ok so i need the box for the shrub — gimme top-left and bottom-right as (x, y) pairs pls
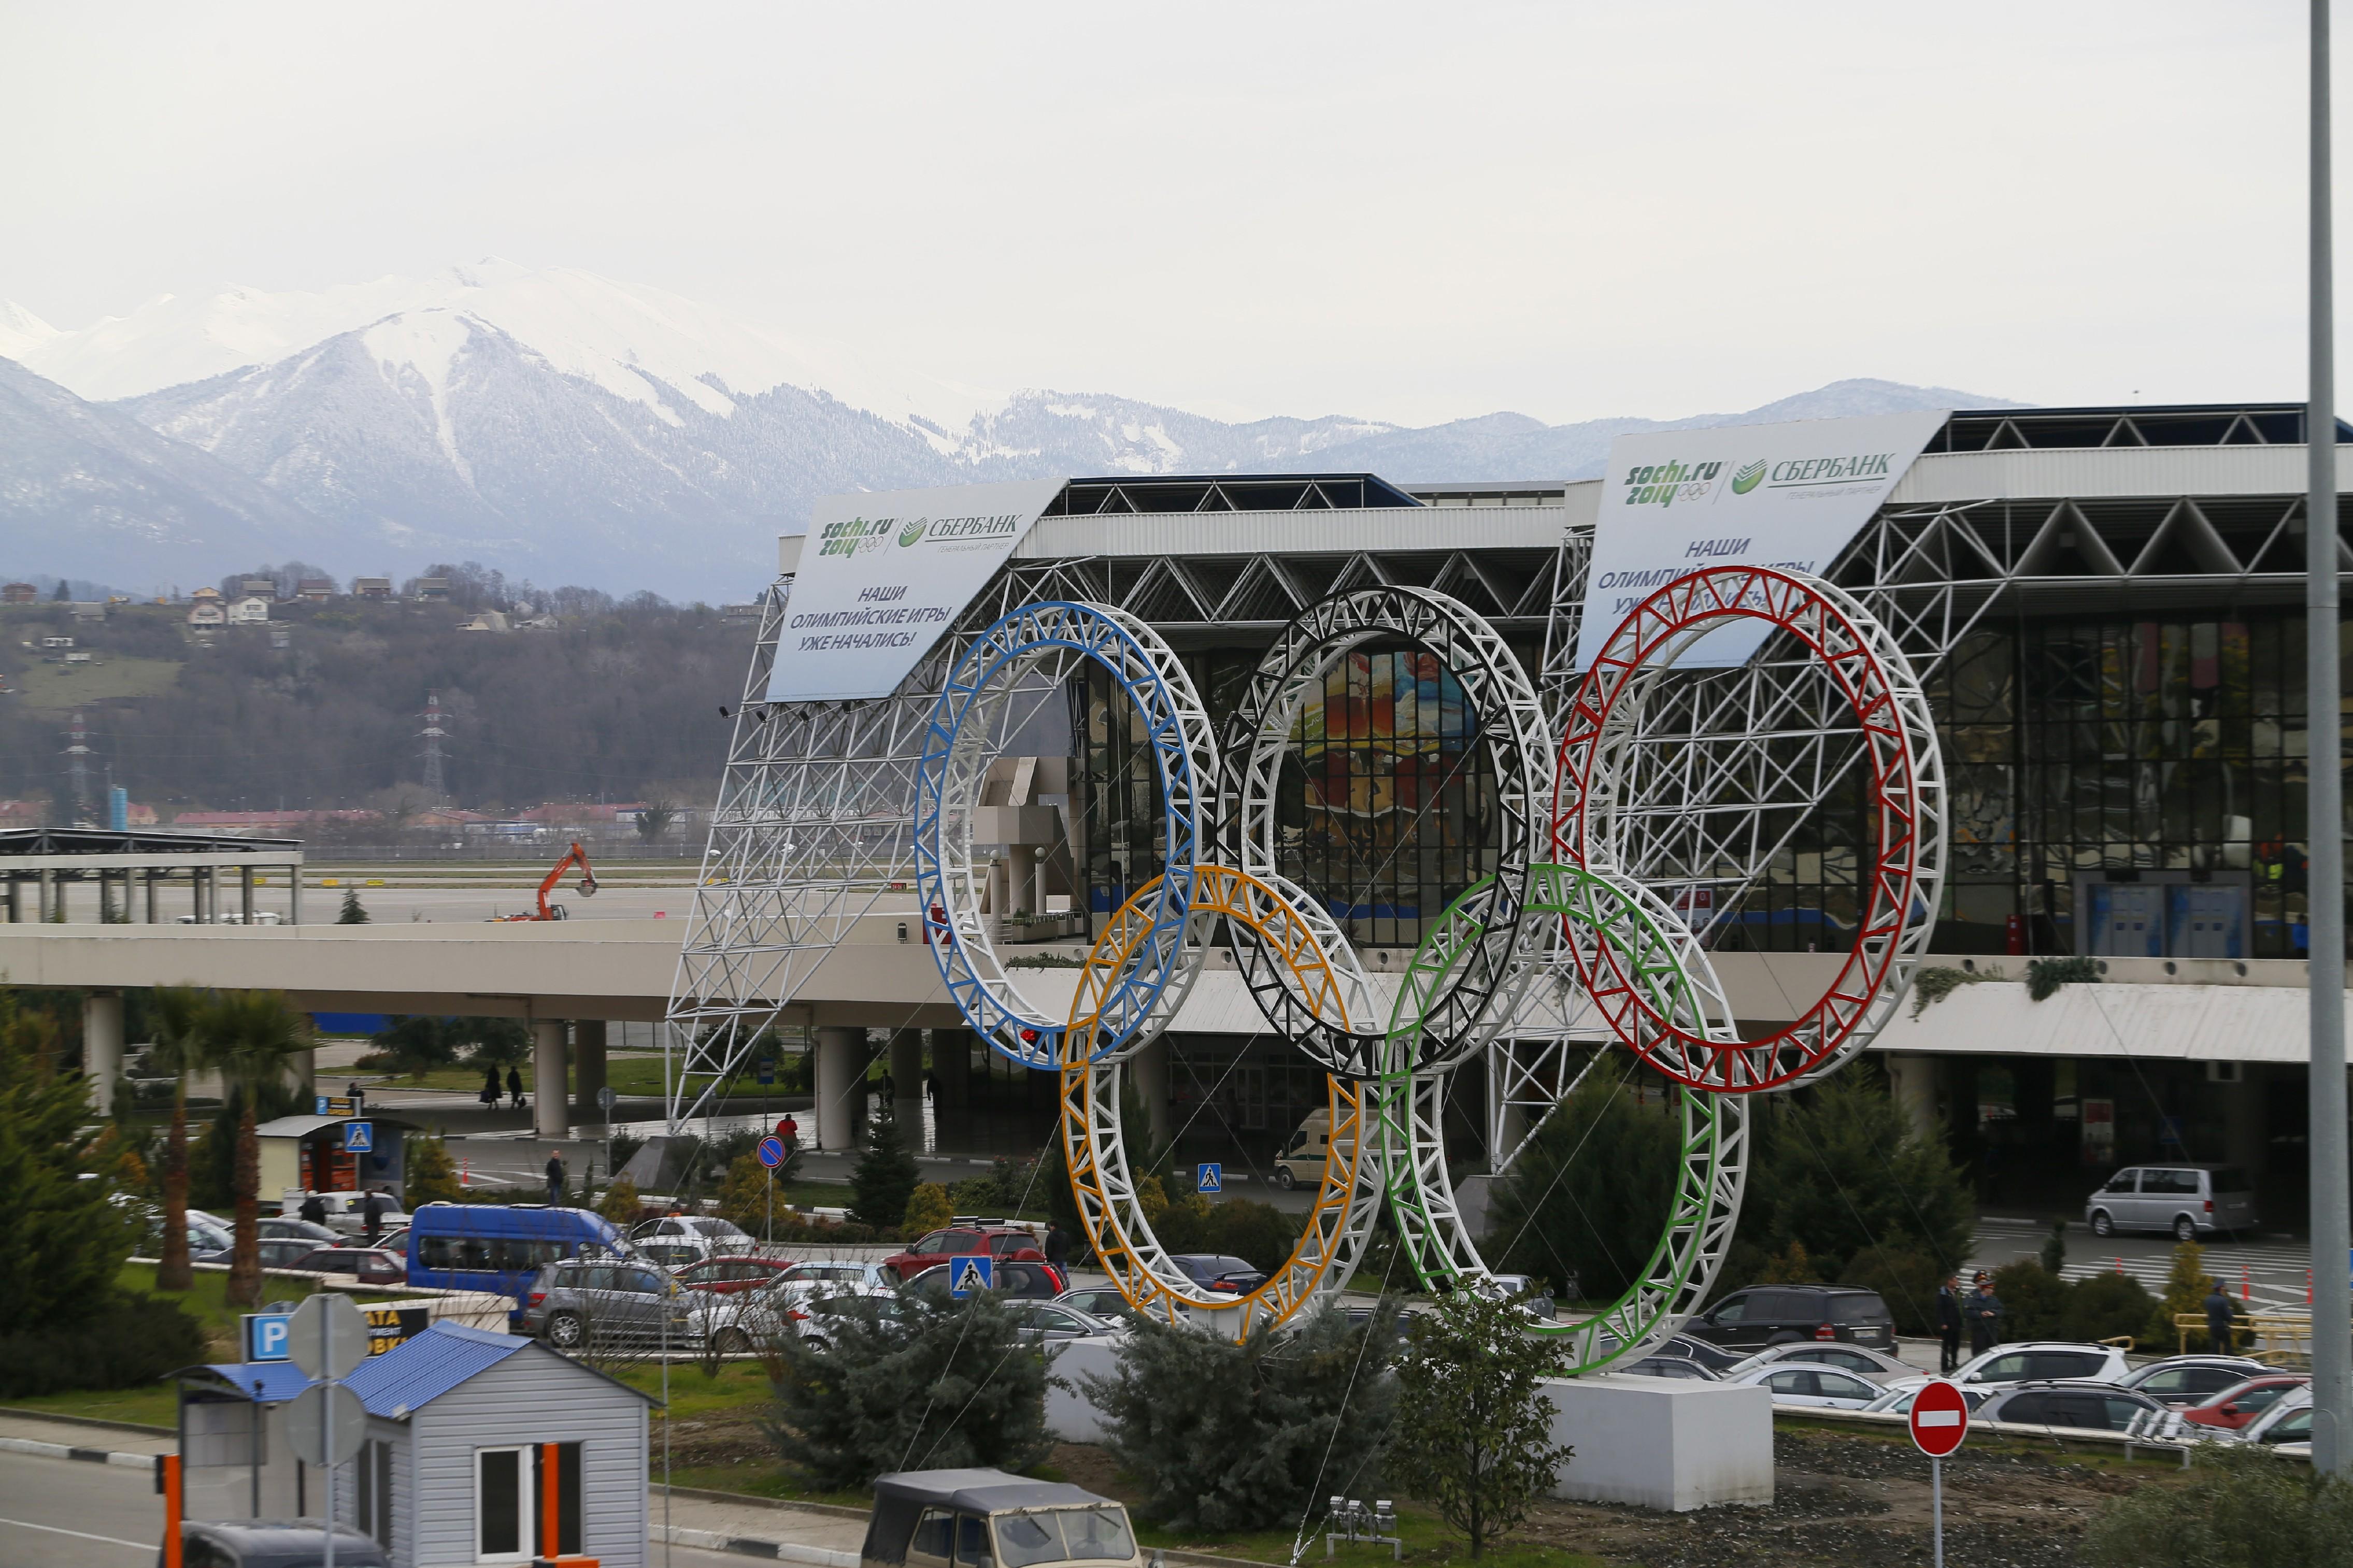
(2026, 955), (2101, 1002)
(1760, 1241), (1820, 1284)
(404, 1134), (463, 1207)
(950, 1175), (999, 1212)
(1486, 1073), (1680, 1302)
(2083, 1441), (2353, 1567)
(1747, 1064), (1973, 1285)
(1081, 1303), (1401, 1533)
(1392, 1290), (1571, 1558)
(718, 1154), (791, 1239)
(1206, 1198), (1298, 1275)
(1990, 1259), (2069, 1341)
(597, 1175), (641, 1226)
(2061, 1271), (2157, 1345)
(904, 1182), (953, 1235)
(2149, 1240), (2220, 1352)
(0, 1292), (206, 1398)
(1839, 1247), (1949, 1336)
(764, 1290), (1052, 1490)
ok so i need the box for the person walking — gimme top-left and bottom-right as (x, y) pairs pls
(1935, 1274), (1963, 1374)
(779, 1113), (799, 1154)
(480, 1067), (502, 1111)
(1044, 1221), (1071, 1272)
(507, 1066), (525, 1110)
(362, 1186), (391, 1245)
(2204, 1279), (2240, 1354)
(298, 1191), (329, 1227)
(1966, 1271), (2004, 1357)
(545, 1151), (565, 1205)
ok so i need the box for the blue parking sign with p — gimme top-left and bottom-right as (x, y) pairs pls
(950, 1255), (993, 1298)
(244, 1312), (292, 1362)
(341, 1121), (373, 1153)
(1196, 1162), (1222, 1195)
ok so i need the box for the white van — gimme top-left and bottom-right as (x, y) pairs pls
(1271, 1110), (1354, 1190)
(2085, 1164), (2258, 1241)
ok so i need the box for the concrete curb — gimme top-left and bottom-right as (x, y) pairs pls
(0, 1435), (154, 1471)
(654, 1525), (857, 1565)
(0, 1406), (175, 1437)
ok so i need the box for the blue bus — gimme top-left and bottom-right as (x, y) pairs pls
(405, 1203), (631, 1322)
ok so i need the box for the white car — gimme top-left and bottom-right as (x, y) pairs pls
(281, 1190), (408, 1238)
(1722, 1342), (1913, 1384)
(1864, 1383), (1994, 1418)
(1882, 1340), (2134, 1400)
(1728, 1361), (1885, 1409)
(2233, 1385), (2315, 1447)
(2115, 1355), (2272, 1408)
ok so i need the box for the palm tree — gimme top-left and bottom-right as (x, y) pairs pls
(203, 990), (313, 1307)
(146, 985), (208, 1291)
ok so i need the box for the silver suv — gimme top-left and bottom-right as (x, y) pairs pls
(2086, 1163), (2258, 1241)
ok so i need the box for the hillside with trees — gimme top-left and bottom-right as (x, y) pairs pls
(0, 563), (748, 818)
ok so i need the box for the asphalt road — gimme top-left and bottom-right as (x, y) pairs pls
(1965, 1213), (2322, 1315)
(0, 1449), (816, 1568)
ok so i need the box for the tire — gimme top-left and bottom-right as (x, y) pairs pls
(713, 1327), (753, 1356)
(1275, 1166), (1297, 1192)
(2174, 1214), (2198, 1242)
(2090, 1210), (2114, 1239)
(544, 1310), (586, 1350)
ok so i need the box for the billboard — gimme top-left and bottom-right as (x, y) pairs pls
(765, 478), (1067, 703)
(1573, 409), (1948, 671)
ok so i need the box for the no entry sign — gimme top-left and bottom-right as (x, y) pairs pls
(1909, 1379), (1970, 1458)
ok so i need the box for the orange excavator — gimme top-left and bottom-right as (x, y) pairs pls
(499, 840), (600, 920)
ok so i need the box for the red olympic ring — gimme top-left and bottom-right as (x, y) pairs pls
(1551, 566), (1927, 1092)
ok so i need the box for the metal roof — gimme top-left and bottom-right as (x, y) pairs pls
(0, 827), (301, 857)
(182, 1362), (312, 1404)
(253, 1113), (416, 1140)
(1870, 977), (2350, 1063)
(339, 1322), (532, 1418)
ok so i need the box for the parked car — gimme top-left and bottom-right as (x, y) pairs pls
(1489, 1273), (1558, 1321)
(2116, 1355), (2272, 1407)
(257, 1216), (342, 1246)
(1624, 1355), (1719, 1380)
(904, 1259), (1065, 1299)
(408, 1202), (636, 1322)
(291, 1246), (407, 1286)
(521, 1257), (695, 1349)
(1678, 1285), (1897, 1352)
(865, 1466), (1144, 1568)
(2177, 1373), (2312, 1435)
(2236, 1385), (2315, 1445)
(791, 1287), (905, 1350)
(1167, 1254), (1267, 1296)
(635, 1235), (727, 1271)
(1054, 1286), (1141, 1322)
(1004, 1301), (1121, 1343)
(371, 1224), (409, 1261)
(1864, 1384), (1994, 1417)
(1975, 1380), (2171, 1434)
(677, 1256), (796, 1294)
(1887, 1340), (2135, 1397)
(1723, 1341), (1912, 1384)
(168, 1518), (389, 1567)
(882, 1225), (1048, 1282)
(631, 1214), (757, 1250)
(769, 1259), (895, 1293)
(279, 1189), (408, 1238)
(2086, 1163), (2259, 1241)
(1645, 1332), (1751, 1374)
(146, 1209), (233, 1263)
(255, 1238), (325, 1271)
(1729, 1361), (1886, 1409)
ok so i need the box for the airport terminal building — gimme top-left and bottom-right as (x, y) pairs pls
(689, 402), (2352, 1221)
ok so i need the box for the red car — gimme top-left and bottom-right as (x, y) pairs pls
(882, 1225), (1049, 1282)
(2179, 1374), (2311, 1433)
(675, 1256), (796, 1294)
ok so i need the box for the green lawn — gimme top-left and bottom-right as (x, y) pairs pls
(10, 655), (181, 713)
(1, 1381), (179, 1432)
(119, 1260), (321, 1345)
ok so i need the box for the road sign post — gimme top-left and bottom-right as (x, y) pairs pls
(287, 1292), (368, 1568)
(1908, 1379), (1970, 1568)
(758, 1134), (785, 1244)
(950, 1255), (994, 1298)
(340, 1121), (373, 1154)
(1196, 1162), (1222, 1195)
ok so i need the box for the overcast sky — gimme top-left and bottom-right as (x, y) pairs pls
(0, 3), (2333, 426)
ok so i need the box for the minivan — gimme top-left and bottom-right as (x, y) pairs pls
(1271, 1110), (1354, 1190)
(1680, 1285), (1896, 1352)
(2085, 1163), (2258, 1241)
(406, 1202), (633, 1322)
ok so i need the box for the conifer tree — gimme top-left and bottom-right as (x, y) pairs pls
(337, 886), (369, 924)
(849, 1110), (920, 1230)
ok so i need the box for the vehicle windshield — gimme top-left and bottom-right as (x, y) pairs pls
(994, 1507), (1134, 1566)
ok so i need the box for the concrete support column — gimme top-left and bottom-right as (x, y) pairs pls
(142, 869), (155, 924)
(39, 869), (54, 922)
(289, 869), (301, 927)
(889, 1027), (925, 1127)
(240, 867), (254, 924)
(1885, 1054), (1941, 1143)
(933, 1028), (972, 1108)
(5, 875), (17, 922)
(1130, 1037), (1172, 1156)
(83, 991), (123, 1115)
(1009, 846), (1038, 916)
(815, 1027), (864, 1152)
(572, 1020), (609, 1121)
(1034, 853), (1052, 915)
(532, 1019), (569, 1139)
(2223, 1065), (2267, 1183)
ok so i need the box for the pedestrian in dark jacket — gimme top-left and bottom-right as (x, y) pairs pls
(507, 1067), (525, 1110)
(362, 1186), (391, 1243)
(1044, 1223), (1071, 1268)
(298, 1191), (329, 1226)
(1967, 1272), (2004, 1356)
(480, 1068), (501, 1109)
(545, 1152), (565, 1204)
(1935, 1275), (1963, 1373)
(2204, 1282), (2239, 1354)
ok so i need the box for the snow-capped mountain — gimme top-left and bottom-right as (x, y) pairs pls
(0, 262), (2022, 599)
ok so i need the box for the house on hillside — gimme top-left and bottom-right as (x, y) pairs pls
(1, 583), (36, 605)
(229, 596), (271, 625)
(69, 601), (105, 621)
(457, 610), (510, 634)
(187, 600), (226, 629)
(296, 578), (336, 603)
(352, 577), (393, 600)
(237, 577), (276, 600)
(720, 602), (761, 622)
(412, 577), (450, 602)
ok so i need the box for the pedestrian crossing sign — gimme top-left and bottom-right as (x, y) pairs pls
(341, 1121), (373, 1153)
(950, 1255), (994, 1297)
(1196, 1162), (1222, 1195)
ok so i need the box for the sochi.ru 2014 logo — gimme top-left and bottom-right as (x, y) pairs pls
(1730, 460), (1767, 495)
(899, 517), (929, 548)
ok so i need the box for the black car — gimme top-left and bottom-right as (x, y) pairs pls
(167, 1518), (388, 1567)
(1645, 1333), (1751, 1373)
(1624, 1354), (1719, 1380)
(1681, 1286), (1896, 1352)
(1169, 1254), (1268, 1294)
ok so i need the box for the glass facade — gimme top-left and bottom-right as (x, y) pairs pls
(1075, 646), (1505, 947)
(1724, 611), (2353, 959)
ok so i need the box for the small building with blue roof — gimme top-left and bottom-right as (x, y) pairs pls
(178, 1322), (651, 1566)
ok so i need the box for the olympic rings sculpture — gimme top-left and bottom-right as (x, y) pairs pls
(1219, 585), (1551, 1080)
(1553, 566), (1946, 1092)
(916, 601), (1219, 1069)
(904, 568), (1938, 1348)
